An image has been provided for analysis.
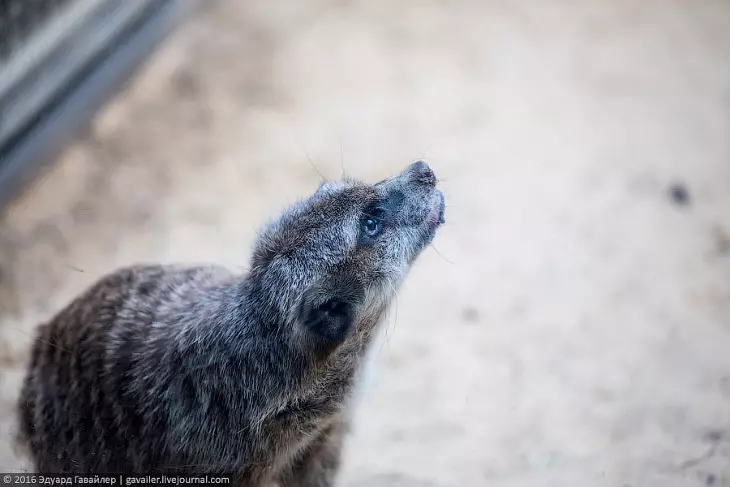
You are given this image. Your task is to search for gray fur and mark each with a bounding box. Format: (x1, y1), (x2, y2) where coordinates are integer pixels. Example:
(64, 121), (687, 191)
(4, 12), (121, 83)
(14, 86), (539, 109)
(16, 162), (445, 485)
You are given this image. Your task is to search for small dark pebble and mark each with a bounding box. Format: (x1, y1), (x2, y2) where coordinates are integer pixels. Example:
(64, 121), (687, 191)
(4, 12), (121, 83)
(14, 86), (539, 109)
(71, 202), (95, 223)
(668, 182), (691, 206)
(461, 307), (480, 323)
(712, 227), (730, 255)
(172, 68), (200, 97)
(704, 429), (724, 443)
(706, 473), (716, 485)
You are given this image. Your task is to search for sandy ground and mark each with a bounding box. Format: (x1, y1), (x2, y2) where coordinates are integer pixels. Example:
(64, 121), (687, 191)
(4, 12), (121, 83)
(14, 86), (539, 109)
(1, 0), (730, 485)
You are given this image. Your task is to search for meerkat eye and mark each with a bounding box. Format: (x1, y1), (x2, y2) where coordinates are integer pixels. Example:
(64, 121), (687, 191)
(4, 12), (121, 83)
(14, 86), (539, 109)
(362, 217), (381, 237)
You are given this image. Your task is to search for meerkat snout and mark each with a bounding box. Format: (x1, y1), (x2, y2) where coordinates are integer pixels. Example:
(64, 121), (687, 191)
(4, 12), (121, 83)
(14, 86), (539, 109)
(406, 160), (438, 187)
(17, 162), (445, 483)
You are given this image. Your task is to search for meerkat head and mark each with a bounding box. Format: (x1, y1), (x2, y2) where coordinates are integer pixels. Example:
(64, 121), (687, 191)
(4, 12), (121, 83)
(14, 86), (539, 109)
(251, 161), (445, 356)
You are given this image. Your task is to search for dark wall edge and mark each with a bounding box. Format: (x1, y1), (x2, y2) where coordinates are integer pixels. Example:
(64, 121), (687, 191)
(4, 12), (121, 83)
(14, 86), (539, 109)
(0, 0), (193, 213)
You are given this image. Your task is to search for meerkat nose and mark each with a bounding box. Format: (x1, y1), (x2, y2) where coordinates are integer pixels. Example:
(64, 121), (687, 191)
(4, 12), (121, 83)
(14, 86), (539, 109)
(407, 160), (437, 187)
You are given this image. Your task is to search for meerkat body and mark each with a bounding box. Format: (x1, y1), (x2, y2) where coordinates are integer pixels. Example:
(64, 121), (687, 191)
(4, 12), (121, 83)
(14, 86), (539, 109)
(17, 162), (445, 485)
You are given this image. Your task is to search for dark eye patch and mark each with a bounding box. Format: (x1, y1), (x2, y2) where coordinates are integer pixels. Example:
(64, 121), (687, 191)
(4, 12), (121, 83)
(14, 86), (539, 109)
(358, 190), (405, 245)
(383, 190), (405, 211)
(363, 190), (404, 219)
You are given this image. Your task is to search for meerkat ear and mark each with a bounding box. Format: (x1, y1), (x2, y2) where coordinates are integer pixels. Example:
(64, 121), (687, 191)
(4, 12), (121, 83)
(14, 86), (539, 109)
(303, 298), (356, 347)
(297, 277), (364, 355)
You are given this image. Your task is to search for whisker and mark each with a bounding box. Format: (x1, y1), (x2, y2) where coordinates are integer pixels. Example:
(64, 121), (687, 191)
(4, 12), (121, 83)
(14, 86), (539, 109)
(377, 283), (400, 358)
(11, 327), (71, 354)
(339, 139), (346, 179)
(430, 244), (456, 265)
(304, 148), (326, 182)
(386, 281), (400, 344)
(377, 303), (391, 359)
(294, 138), (326, 181)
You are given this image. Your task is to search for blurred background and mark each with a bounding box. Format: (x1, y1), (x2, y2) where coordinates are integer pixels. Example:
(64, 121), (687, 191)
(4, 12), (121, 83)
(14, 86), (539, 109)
(1, 0), (730, 485)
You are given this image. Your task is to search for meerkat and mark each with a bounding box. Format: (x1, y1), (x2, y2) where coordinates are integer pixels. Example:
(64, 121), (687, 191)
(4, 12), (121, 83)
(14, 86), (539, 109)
(16, 161), (445, 485)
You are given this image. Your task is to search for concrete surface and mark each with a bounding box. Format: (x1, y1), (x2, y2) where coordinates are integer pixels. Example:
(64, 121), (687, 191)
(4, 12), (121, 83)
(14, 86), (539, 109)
(1, 0), (730, 485)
